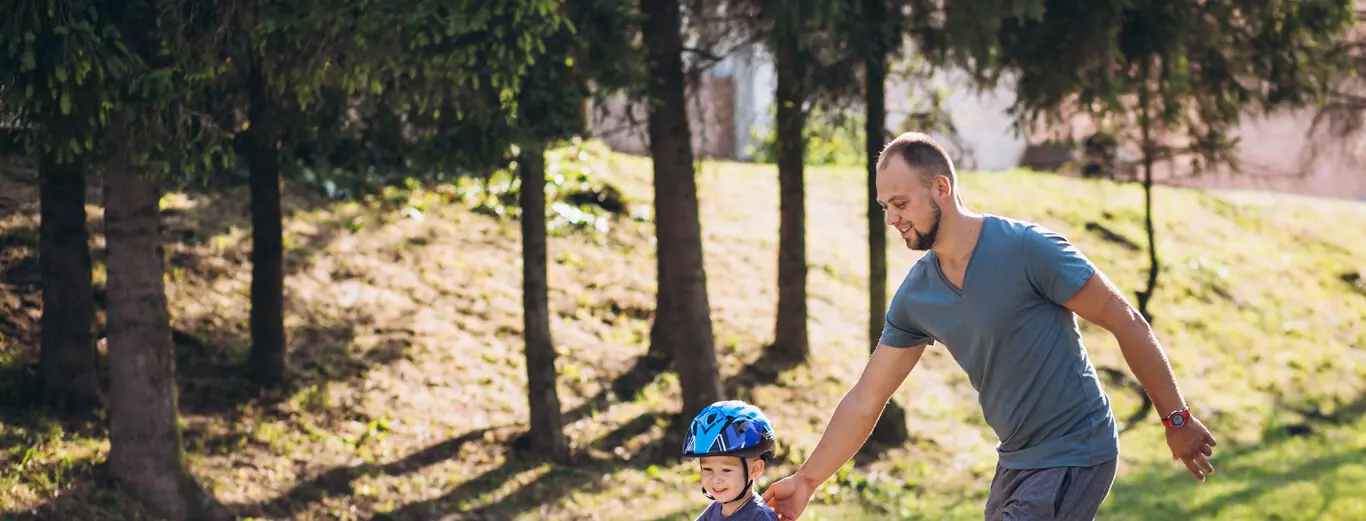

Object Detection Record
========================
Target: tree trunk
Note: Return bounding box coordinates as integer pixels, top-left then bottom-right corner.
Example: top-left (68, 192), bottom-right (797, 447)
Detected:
top-left (863, 23), bottom-right (910, 446)
top-left (772, 24), bottom-right (810, 363)
top-left (38, 150), bottom-right (99, 412)
top-left (1130, 65), bottom-right (1157, 424)
top-left (646, 302), bottom-right (674, 369)
top-left (864, 18), bottom-right (888, 356)
top-left (244, 62), bottom-right (287, 386)
top-left (640, 0), bottom-right (723, 421)
top-left (1135, 66), bottom-right (1159, 326)
top-left (519, 140), bottom-right (569, 462)
top-left (102, 115), bottom-right (224, 520)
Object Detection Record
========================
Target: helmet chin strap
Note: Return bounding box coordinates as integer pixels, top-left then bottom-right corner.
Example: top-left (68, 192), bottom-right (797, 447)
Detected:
top-left (700, 457), bottom-right (755, 505)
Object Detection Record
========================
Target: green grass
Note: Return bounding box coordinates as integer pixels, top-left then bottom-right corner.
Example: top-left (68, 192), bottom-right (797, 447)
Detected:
top-left (2, 140), bottom-right (1365, 520)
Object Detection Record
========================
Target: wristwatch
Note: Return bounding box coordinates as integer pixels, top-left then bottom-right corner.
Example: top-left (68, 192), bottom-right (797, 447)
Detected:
top-left (1162, 407), bottom-right (1191, 428)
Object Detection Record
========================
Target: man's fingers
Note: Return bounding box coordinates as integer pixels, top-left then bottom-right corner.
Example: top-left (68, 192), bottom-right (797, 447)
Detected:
top-left (1183, 457), bottom-right (1205, 482)
top-left (1195, 453), bottom-right (1215, 475)
top-left (1199, 443), bottom-right (1213, 457)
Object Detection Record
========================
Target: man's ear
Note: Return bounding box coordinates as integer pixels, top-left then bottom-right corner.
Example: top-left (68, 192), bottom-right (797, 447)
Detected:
top-left (934, 175), bottom-right (952, 199)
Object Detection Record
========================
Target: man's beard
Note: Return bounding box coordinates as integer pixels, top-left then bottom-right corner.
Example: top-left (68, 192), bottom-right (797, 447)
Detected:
top-left (906, 199), bottom-right (942, 251)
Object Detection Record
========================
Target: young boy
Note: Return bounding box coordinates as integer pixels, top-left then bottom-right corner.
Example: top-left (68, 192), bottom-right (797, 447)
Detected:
top-left (682, 400), bottom-right (782, 520)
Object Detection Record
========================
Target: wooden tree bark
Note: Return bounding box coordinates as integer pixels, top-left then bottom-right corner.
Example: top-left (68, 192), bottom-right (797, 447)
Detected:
top-left (772, 25), bottom-right (811, 363)
top-left (243, 60), bottom-right (287, 386)
top-left (102, 115), bottom-right (224, 520)
top-left (1129, 64), bottom-right (1157, 424)
top-left (519, 140), bottom-right (569, 462)
top-left (640, 0), bottom-right (723, 420)
top-left (863, 11), bottom-right (910, 444)
top-left (38, 150), bottom-right (99, 412)
top-left (864, 20), bottom-right (888, 359)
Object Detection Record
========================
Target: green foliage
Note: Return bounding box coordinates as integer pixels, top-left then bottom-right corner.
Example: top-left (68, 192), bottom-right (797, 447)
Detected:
top-left (210, 0), bottom-right (568, 188)
top-left (929, 0), bottom-right (1356, 170)
top-left (278, 0), bottom-right (644, 207)
top-left (749, 107), bottom-right (866, 166)
top-left (294, 140), bottom-right (639, 234)
top-left (515, 0), bottom-right (643, 143)
top-left (454, 140), bottom-right (640, 235)
top-left (0, 0), bottom-right (232, 172)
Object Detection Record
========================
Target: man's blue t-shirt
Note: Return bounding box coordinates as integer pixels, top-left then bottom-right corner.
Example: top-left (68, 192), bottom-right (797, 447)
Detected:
top-left (880, 214), bottom-right (1119, 470)
top-left (694, 492), bottom-right (779, 521)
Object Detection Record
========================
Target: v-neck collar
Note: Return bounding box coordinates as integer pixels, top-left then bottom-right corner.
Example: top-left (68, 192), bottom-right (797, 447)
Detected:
top-left (932, 215), bottom-right (991, 296)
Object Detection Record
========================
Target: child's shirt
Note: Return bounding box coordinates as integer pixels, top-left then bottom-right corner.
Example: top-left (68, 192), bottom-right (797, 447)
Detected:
top-left (694, 492), bottom-right (780, 521)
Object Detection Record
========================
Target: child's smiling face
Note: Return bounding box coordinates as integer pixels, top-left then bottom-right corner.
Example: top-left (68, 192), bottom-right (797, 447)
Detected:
top-left (699, 455), bottom-right (763, 503)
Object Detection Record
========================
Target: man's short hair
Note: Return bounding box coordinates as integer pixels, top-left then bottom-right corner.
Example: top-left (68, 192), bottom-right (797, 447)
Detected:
top-left (876, 132), bottom-right (956, 186)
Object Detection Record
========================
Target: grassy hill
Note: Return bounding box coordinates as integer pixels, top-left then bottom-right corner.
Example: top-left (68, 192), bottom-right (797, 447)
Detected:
top-left (2, 141), bottom-right (1365, 520)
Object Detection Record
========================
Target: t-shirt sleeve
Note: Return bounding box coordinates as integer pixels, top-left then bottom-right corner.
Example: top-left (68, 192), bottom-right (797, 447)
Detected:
top-left (879, 280), bottom-right (935, 348)
top-left (1021, 225), bottom-right (1096, 305)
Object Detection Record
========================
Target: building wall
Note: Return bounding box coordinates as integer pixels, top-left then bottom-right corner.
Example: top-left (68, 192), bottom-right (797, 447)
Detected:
top-left (587, 72), bottom-right (738, 160)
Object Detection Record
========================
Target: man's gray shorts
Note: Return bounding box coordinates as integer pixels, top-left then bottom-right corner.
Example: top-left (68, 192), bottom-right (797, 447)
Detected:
top-left (984, 458), bottom-right (1118, 520)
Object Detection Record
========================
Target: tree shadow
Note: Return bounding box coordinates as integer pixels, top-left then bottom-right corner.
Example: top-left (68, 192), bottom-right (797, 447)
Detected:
top-left (722, 345), bottom-right (804, 397)
top-left (1, 173), bottom-right (432, 519)
top-left (559, 348), bottom-right (672, 427)
top-left (223, 426), bottom-right (512, 519)
top-left (378, 411), bottom-right (682, 520)
top-left (1104, 435), bottom-right (1366, 520)
top-left (1096, 366), bottom-right (1154, 434)
top-left (0, 454), bottom-right (162, 521)
top-left (1100, 391), bottom-right (1366, 519)
top-left (221, 410), bottom-right (682, 521)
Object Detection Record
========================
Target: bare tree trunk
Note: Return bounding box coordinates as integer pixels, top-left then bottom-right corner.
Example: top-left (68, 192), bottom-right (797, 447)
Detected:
top-left (39, 150), bottom-right (99, 412)
top-left (640, 0), bottom-right (722, 421)
top-left (773, 23), bottom-right (810, 363)
top-left (1130, 64), bottom-right (1157, 424)
top-left (102, 115), bottom-right (225, 520)
top-left (863, 20), bottom-right (910, 445)
top-left (1134, 63), bottom-right (1159, 325)
top-left (243, 60), bottom-right (287, 386)
top-left (519, 140), bottom-right (569, 462)
top-left (864, 12), bottom-right (889, 357)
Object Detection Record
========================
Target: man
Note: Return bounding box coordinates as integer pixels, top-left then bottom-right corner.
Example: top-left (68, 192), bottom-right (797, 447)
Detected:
top-left (761, 133), bottom-right (1217, 520)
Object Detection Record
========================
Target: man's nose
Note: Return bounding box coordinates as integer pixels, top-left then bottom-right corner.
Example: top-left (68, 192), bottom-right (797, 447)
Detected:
top-left (885, 211), bottom-right (897, 227)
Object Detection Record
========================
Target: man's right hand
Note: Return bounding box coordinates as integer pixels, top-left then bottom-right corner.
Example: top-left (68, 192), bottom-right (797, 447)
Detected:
top-left (760, 343), bottom-right (926, 520)
top-left (762, 474), bottom-right (818, 521)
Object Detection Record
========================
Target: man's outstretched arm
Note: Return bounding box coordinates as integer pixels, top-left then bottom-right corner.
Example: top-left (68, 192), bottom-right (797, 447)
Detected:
top-left (763, 343), bottom-right (925, 520)
top-left (1063, 271), bottom-right (1218, 481)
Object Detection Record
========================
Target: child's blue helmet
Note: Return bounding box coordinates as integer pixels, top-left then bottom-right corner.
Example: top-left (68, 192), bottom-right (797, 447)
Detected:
top-left (682, 400), bottom-right (777, 461)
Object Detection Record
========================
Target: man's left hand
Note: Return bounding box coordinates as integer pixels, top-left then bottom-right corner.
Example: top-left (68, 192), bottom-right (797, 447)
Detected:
top-left (1167, 414), bottom-right (1217, 482)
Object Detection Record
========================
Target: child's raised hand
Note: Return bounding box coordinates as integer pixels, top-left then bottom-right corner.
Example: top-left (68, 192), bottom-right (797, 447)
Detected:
top-left (761, 474), bottom-right (816, 520)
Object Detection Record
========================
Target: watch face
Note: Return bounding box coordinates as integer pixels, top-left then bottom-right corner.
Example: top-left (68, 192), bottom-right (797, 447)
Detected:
top-left (1171, 414), bottom-right (1185, 427)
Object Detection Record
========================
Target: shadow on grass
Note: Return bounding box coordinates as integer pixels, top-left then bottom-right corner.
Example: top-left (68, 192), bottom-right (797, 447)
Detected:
top-left (213, 350), bottom-right (693, 520)
top-left (1101, 391), bottom-right (1366, 520)
top-left (220, 411), bottom-right (682, 520)
top-left (1102, 431), bottom-right (1366, 520)
top-left (223, 426), bottom-right (511, 519)
top-left (380, 411), bottom-right (681, 520)
top-left (723, 345), bottom-right (804, 398)
top-left (0, 454), bottom-right (162, 521)
top-left (1, 180), bottom-right (430, 519)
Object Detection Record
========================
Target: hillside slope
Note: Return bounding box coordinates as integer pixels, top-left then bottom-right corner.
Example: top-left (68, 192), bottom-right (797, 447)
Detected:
top-left (2, 142), bottom-right (1365, 520)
